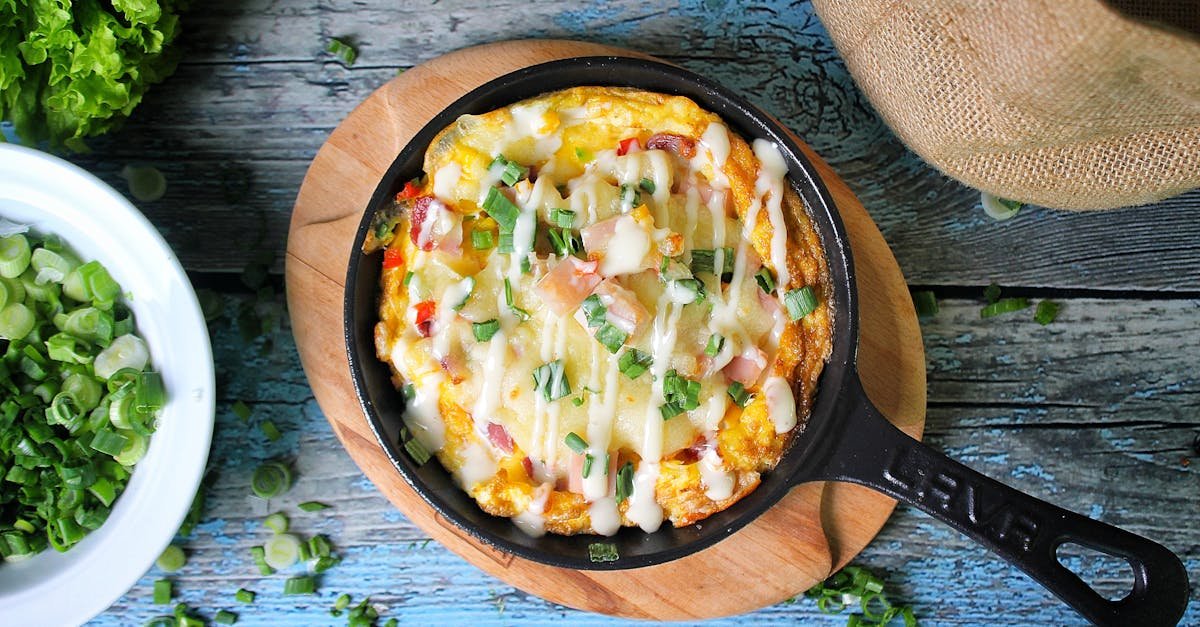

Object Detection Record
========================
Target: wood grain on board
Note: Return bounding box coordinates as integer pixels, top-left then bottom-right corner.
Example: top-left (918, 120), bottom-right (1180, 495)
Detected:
top-left (285, 40), bottom-right (925, 619)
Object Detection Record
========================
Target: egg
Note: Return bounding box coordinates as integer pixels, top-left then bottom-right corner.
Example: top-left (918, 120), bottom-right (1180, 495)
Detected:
top-left (370, 87), bottom-right (833, 536)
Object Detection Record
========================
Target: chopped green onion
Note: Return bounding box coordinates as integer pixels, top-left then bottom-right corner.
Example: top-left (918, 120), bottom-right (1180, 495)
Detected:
top-left (618, 348), bottom-right (652, 380)
top-left (90, 428), bottom-right (129, 457)
top-left (260, 420), bottom-right (282, 441)
top-left (250, 461), bottom-right (293, 499)
top-left (481, 187), bottom-right (520, 232)
top-left (402, 431), bottom-right (432, 466)
top-left (451, 276), bottom-right (475, 311)
top-left (532, 360), bottom-right (571, 401)
top-left (638, 177), bottom-right (656, 194)
top-left (981, 297), bottom-right (1030, 319)
top-left (0, 234), bottom-right (32, 278)
top-left (669, 278), bottom-right (706, 305)
top-left (564, 432), bottom-right (587, 455)
top-left (727, 381), bottom-right (752, 408)
top-left (326, 37), bottom-right (357, 66)
top-left (312, 555), bottom-right (340, 573)
top-left (263, 533), bottom-right (302, 570)
top-left (235, 588), bottom-right (255, 604)
top-left (250, 546), bottom-right (274, 575)
top-left (571, 396), bottom-right (585, 407)
top-left (659, 401), bottom-right (683, 420)
top-left (984, 282), bottom-right (1001, 304)
top-left (580, 294), bottom-right (606, 328)
top-left (704, 334), bottom-right (725, 357)
top-left (472, 319), bottom-right (501, 342)
top-left (232, 400), bottom-right (252, 421)
top-left (334, 594), bottom-right (352, 611)
top-left (403, 271), bottom-right (414, 286)
top-left (575, 147), bottom-right (593, 162)
top-left (214, 610), bottom-right (238, 625)
top-left (299, 501), bottom-right (331, 512)
top-left (31, 247), bottom-right (75, 285)
top-left (551, 208), bottom-right (576, 228)
top-left (594, 322), bottom-right (628, 353)
top-left (981, 192), bottom-right (1023, 221)
top-left (120, 165), bottom-right (167, 202)
top-left (582, 454), bottom-right (595, 478)
top-left (263, 512), bottom-right (289, 534)
top-left (497, 232), bottom-right (515, 254)
top-left (153, 579), bottom-right (172, 605)
top-left (0, 302), bottom-right (34, 339)
top-left (615, 462), bottom-right (634, 504)
top-left (690, 248), bottom-right (734, 277)
top-left (784, 286), bottom-right (818, 320)
top-left (308, 534), bottom-right (332, 559)
top-left (283, 575), bottom-right (316, 595)
top-left (661, 369), bottom-right (700, 412)
top-left (1035, 300), bottom-right (1060, 325)
top-left (471, 229), bottom-right (494, 251)
top-left (755, 267), bottom-right (776, 293)
top-left (156, 544), bottom-right (186, 572)
top-left (619, 183), bottom-right (641, 208)
top-left (588, 542), bottom-right (619, 563)
top-left (913, 291), bottom-right (938, 318)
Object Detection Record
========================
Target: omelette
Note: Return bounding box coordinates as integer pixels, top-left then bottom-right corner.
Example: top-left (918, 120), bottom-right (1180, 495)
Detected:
top-left (366, 87), bottom-right (832, 536)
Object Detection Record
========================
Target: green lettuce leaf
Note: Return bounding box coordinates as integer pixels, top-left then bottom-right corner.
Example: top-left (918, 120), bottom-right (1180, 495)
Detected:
top-left (0, 0), bottom-right (183, 150)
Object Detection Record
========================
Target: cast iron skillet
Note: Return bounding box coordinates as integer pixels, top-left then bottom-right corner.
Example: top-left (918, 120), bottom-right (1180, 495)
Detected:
top-left (345, 57), bottom-right (1188, 626)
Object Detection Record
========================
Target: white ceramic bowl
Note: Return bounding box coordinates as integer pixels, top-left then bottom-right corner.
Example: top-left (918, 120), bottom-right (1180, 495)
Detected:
top-left (0, 145), bottom-right (215, 626)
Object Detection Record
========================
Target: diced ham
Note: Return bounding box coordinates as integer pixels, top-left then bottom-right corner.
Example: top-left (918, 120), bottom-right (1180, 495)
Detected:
top-left (646, 133), bottom-right (697, 159)
top-left (580, 214), bottom-right (656, 277)
top-left (574, 279), bottom-right (648, 336)
top-left (486, 422), bottom-right (515, 454)
top-left (723, 347), bottom-right (768, 387)
top-left (409, 196), bottom-right (463, 252)
top-left (521, 456), bottom-right (534, 478)
top-left (758, 286), bottom-right (783, 319)
top-left (566, 451), bottom-right (619, 495)
top-left (534, 257), bottom-right (603, 317)
top-left (439, 352), bottom-right (468, 384)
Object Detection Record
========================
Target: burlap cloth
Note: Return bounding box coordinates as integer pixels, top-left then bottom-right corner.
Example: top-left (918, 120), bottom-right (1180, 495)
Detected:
top-left (812, 0), bottom-right (1200, 210)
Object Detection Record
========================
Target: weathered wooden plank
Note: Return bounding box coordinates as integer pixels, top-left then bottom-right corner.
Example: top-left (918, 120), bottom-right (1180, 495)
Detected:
top-left (85, 294), bottom-right (1198, 625)
top-left (61, 1), bottom-right (1200, 290)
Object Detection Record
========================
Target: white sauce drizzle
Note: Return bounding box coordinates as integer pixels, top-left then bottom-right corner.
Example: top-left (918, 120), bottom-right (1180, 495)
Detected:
top-left (432, 162), bottom-right (461, 202)
top-left (543, 309), bottom-right (569, 472)
top-left (588, 496), bottom-right (621, 536)
top-left (626, 461), bottom-right (663, 533)
top-left (583, 344), bottom-right (622, 500)
top-left (599, 216), bottom-right (650, 276)
top-left (472, 256), bottom-right (512, 425)
top-left (763, 376), bottom-right (798, 433)
top-left (700, 123), bottom-right (732, 188)
top-left (403, 373), bottom-right (446, 452)
top-left (456, 441), bottom-right (498, 491)
top-left (513, 484), bottom-right (551, 538)
top-left (699, 448), bottom-right (735, 501)
top-left (432, 276), bottom-right (471, 359)
top-left (753, 139), bottom-right (791, 293)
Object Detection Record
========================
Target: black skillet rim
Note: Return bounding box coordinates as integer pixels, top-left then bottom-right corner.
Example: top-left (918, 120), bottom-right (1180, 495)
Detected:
top-left (344, 55), bottom-right (859, 571)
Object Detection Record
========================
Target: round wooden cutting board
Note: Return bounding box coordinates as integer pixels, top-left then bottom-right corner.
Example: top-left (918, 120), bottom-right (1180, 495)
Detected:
top-left (285, 40), bottom-right (926, 620)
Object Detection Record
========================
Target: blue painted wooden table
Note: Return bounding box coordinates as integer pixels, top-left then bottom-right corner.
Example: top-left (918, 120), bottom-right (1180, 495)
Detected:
top-left (69, 1), bottom-right (1197, 625)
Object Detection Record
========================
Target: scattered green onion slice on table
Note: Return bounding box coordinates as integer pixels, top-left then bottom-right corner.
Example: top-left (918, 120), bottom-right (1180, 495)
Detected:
top-left (299, 501), bottom-right (331, 512)
top-left (263, 533), bottom-right (302, 570)
top-left (156, 544), bottom-right (186, 572)
top-left (263, 512), bottom-right (289, 534)
top-left (235, 588), bottom-right (256, 604)
top-left (913, 290), bottom-right (938, 318)
top-left (214, 610), bottom-right (238, 625)
top-left (283, 575), bottom-right (316, 595)
top-left (250, 461), bottom-right (293, 498)
top-left (326, 38), bottom-right (358, 66)
top-left (588, 542), bottom-right (619, 563)
top-left (260, 419), bottom-right (282, 441)
top-left (980, 297), bottom-right (1030, 319)
top-left (249, 545), bottom-right (274, 575)
top-left (1035, 300), bottom-right (1060, 325)
top-left (120, 165), bottom-right (167, 202)
top-left (153, 579), bottom-right (172, 605)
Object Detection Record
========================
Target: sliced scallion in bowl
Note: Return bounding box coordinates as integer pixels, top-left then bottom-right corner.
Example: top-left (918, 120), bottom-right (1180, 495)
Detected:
top-left (0, 231), bottom-right (166, 562)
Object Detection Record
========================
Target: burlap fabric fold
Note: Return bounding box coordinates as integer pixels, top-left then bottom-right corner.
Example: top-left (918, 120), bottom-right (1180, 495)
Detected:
top-left (813, 0), bottom-right (1200, 210)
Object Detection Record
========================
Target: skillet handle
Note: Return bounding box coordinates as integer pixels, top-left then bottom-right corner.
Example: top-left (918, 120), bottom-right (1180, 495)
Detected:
top-left (814, 377), bottom-right (1189, 626)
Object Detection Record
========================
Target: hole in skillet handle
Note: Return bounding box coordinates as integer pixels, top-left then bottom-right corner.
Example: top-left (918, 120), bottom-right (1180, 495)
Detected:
top-left (344, 56), bottom-right (858, 572)
top-left (804, 374), bottom-right (1189, 626)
